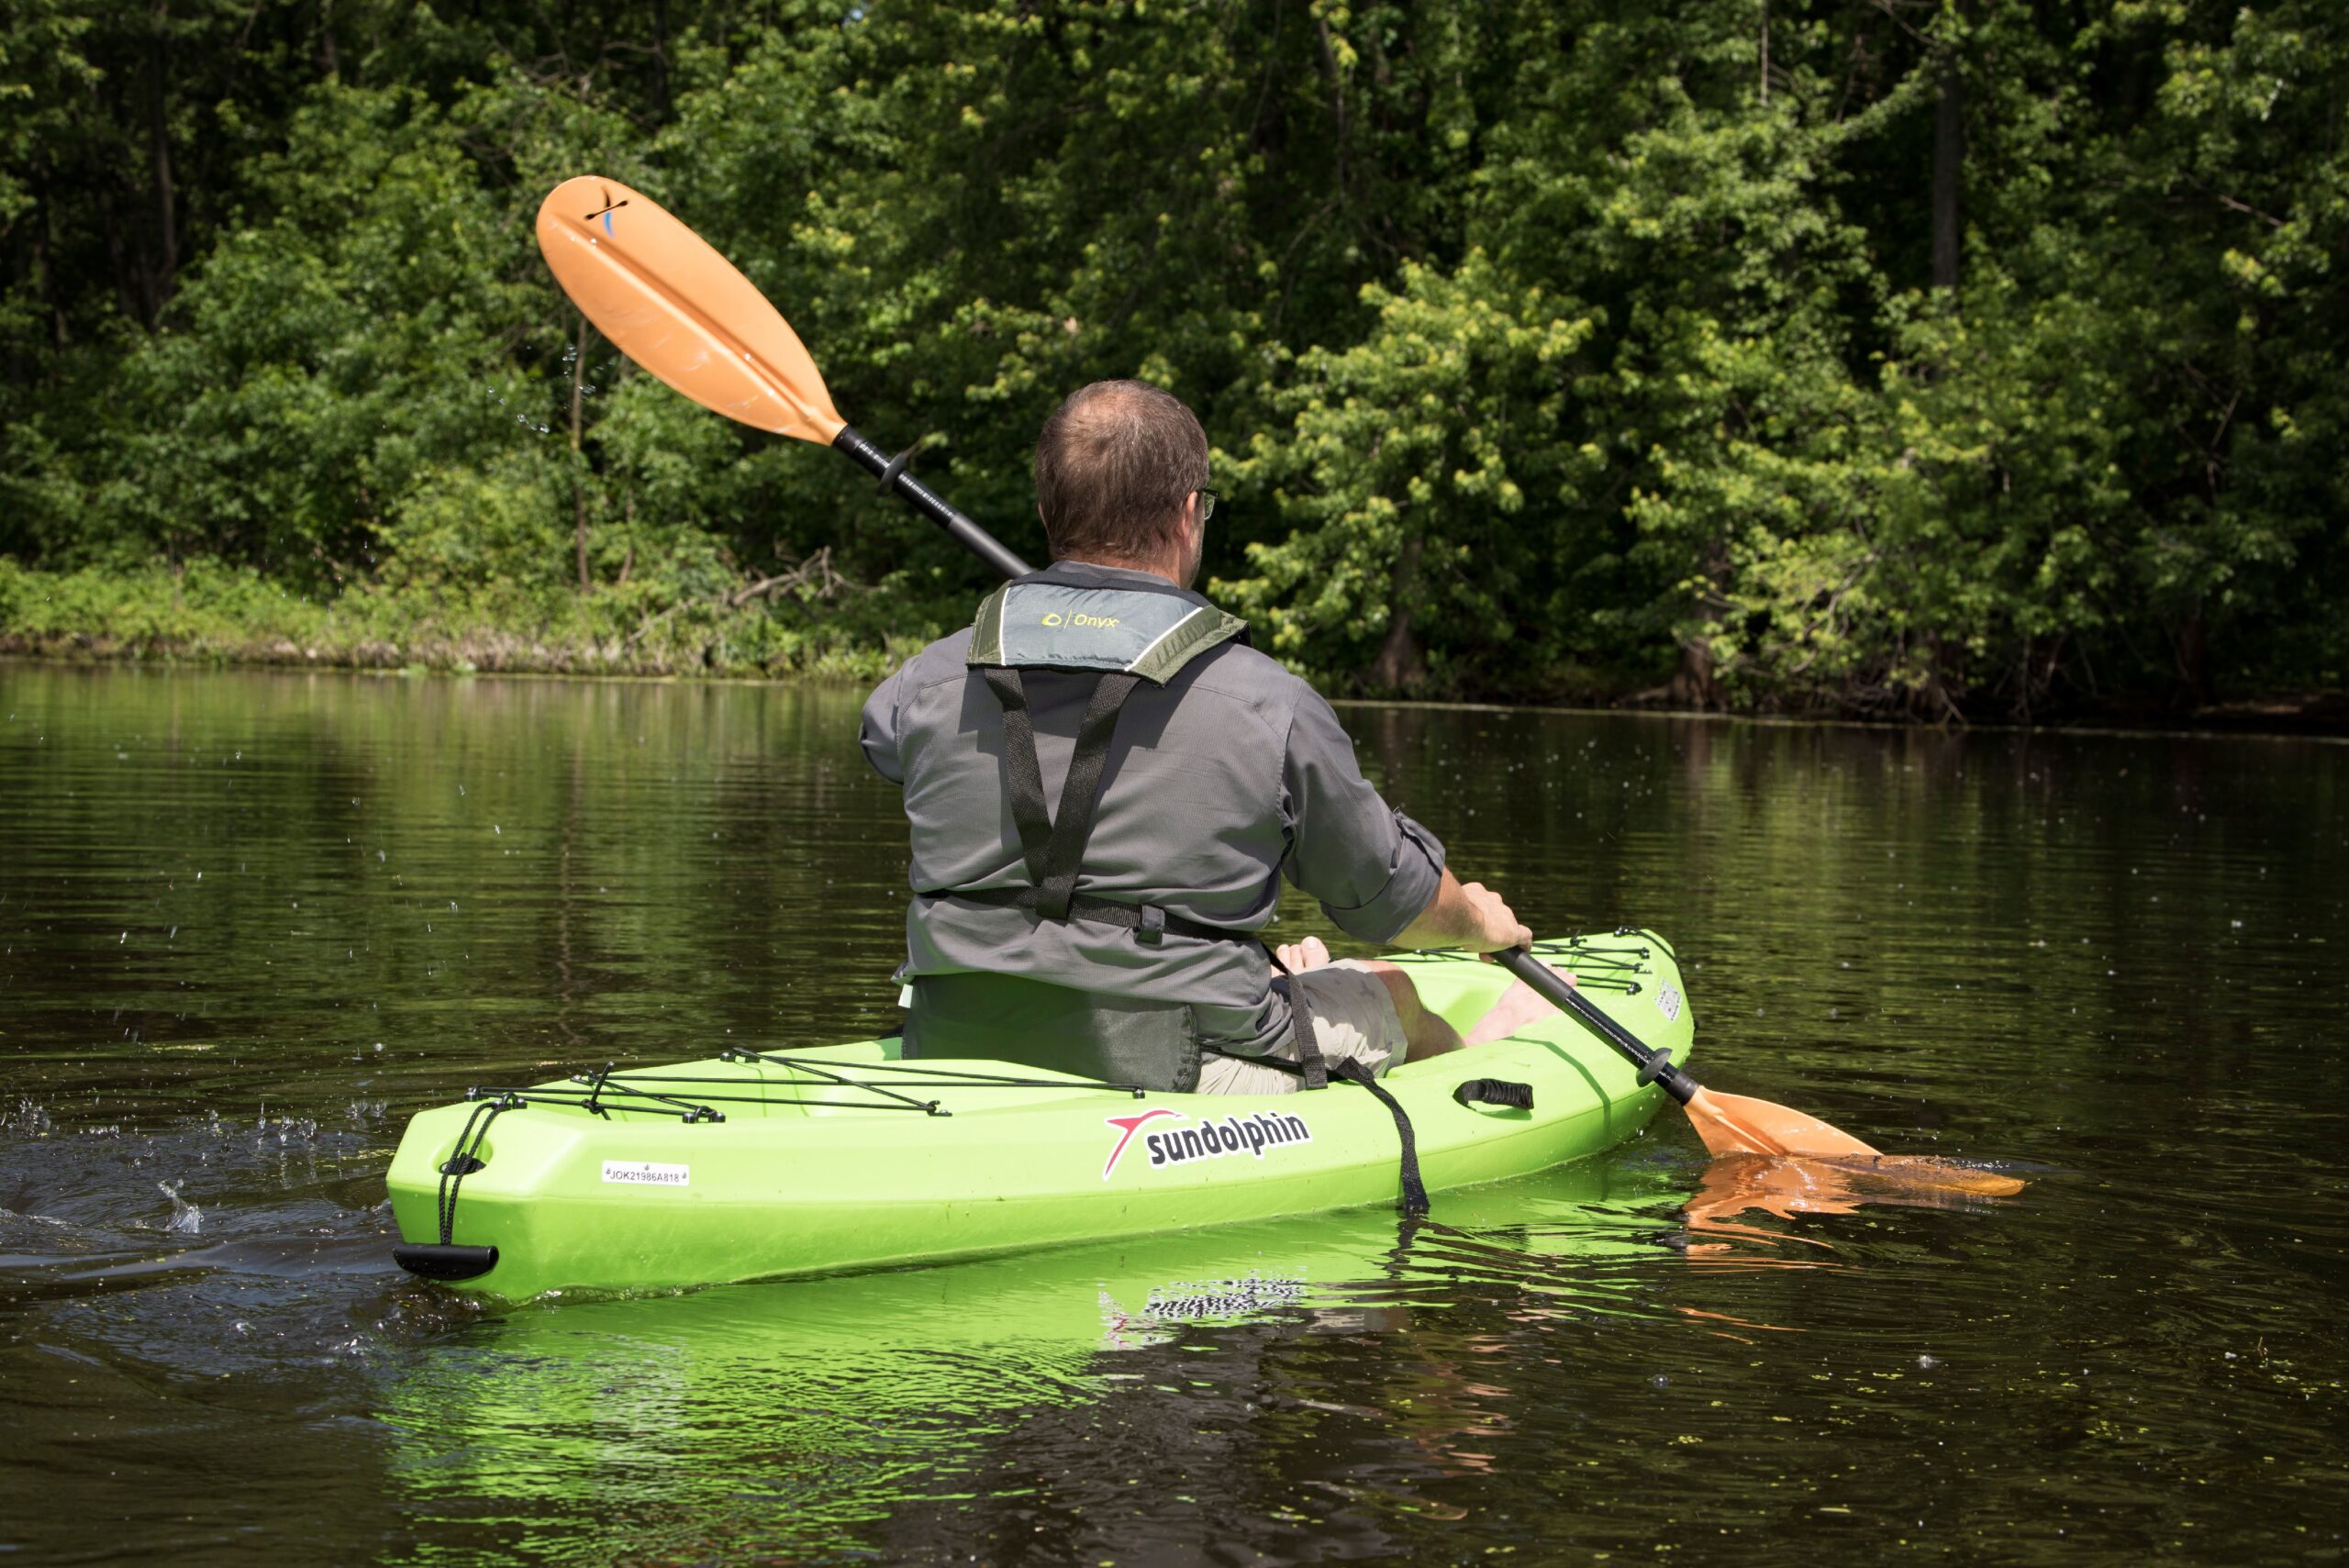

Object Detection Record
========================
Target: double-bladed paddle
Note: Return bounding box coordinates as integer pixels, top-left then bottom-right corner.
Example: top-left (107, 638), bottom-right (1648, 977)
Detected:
top-left (532, 173), bottom-right (1884, 1162)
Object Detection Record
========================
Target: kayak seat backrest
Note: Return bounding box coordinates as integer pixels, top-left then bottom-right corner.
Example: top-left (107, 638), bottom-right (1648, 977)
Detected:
top-left (905, 973), bottom-right (1200, 1094)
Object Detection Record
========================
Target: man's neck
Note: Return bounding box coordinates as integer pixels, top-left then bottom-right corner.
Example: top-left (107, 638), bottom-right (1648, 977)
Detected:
top-left (1054, 553), bottom-right (1186, 587)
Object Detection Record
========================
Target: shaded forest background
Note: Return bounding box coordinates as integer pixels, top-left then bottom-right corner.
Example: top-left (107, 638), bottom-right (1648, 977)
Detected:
top-left (0, 0), bottom-right (2343, 718)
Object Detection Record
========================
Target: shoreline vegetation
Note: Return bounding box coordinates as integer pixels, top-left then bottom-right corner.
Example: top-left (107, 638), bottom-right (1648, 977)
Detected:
top-left (0, 555), bottom-right (920, 684)
top-left (4, 4), bottom-right (2344, 726)
top-left (9, 556), bottom-right (2345, 739)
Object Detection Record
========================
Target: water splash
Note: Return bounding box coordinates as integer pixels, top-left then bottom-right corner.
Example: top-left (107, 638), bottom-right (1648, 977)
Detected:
top-left (158, 1179), bottom-right (202, 1235)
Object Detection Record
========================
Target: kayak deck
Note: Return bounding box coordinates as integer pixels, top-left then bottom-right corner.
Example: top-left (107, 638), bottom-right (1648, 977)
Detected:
top-left (386, 932), bottom-right (1694, 1305)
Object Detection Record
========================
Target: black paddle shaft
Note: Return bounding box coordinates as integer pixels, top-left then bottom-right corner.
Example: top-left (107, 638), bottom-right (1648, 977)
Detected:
top-left (1494, 946), bottom-right (1700, 1104)
top-left (834, 442), bottom-right (1692, 1109)
top-left (834, 427), bottom-right (1034, 581)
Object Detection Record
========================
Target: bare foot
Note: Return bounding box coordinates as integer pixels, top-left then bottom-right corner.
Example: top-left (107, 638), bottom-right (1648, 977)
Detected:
top-left (1275, 936), bottom-right (1334, 973)
top-left (1462, 966), bottom-right (1576, 1047)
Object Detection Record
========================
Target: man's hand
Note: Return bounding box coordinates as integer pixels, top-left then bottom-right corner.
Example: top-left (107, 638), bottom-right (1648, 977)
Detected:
top-left (1453, 880), bottom-right (1533, 951)
top-left (1390, 870), bottom-right (1533, 954)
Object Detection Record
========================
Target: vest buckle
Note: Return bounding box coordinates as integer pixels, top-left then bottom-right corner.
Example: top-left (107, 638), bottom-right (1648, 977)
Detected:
top-left (1136, 905), bottom-right (1168, 945)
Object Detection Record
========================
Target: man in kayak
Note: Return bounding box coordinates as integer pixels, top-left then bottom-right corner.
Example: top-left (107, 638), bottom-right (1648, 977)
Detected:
top-left (860, 379), bottom-right (1561, 1093)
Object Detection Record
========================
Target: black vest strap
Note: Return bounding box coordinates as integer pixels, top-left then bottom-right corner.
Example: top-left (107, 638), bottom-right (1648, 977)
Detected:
top-left (1263, 944), bottom-right (1330, 1091)
top-left (933, 885), bottom-right (1240, 946)
top-left (981, 665), bottom-right (1140, 924)
top-left (980, 664), bottom-right (1053, 876)
top-left (972, 662), bottom-right (1331, 1093)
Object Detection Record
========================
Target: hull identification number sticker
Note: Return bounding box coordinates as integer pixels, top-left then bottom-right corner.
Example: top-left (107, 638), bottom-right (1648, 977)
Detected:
top-left (1654, 983), bottom-right (1684, 1023)
top-left (602, 1161), bottom-right (690, 1187)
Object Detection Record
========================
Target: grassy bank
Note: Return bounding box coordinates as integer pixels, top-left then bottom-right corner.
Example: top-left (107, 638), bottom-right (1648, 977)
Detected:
top-left (11, 556), bottom-right (2349, 739)
top-left (0, 558), bottom-right (937, 682)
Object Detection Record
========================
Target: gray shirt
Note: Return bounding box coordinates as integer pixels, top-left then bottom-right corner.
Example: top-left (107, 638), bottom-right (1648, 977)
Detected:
top-left (859, 561), bottom-right (1446, 1055)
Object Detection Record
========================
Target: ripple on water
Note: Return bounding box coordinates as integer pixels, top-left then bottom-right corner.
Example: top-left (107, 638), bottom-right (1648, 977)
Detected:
top-left (5, 669), bottom-right (2347, 1562)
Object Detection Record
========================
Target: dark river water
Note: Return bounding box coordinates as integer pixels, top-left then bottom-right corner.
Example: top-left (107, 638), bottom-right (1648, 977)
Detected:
top-left (2, 663), bottom-right (2343, 1564)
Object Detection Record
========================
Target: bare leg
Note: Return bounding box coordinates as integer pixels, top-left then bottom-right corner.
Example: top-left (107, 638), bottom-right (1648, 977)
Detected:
top-left (1275, 939), bottom-right (1464, 1063)
top-left (1274, 939), bottom-right (1572, 1061)
top-left (1367, 964), bottom-right (1466, 1063)
top-left (1460, 966), bottom-right (1577, 1047)
top-left (1374, 964), bottom-right (1577, 1058)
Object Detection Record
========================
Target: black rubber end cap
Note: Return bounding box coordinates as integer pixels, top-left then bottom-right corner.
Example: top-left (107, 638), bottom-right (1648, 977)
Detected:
top-left (393, 1243), bottom-right (499, 1282)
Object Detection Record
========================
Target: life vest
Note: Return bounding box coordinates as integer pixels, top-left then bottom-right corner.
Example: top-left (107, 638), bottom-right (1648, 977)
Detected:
top-left (902, 577), bottom-right (1328, 1093)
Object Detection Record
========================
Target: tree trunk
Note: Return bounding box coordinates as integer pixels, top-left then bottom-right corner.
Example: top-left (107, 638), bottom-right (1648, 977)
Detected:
top-left (1666, 636), bottom-right (1720, 710)
top-left (1368, 535), bottom-right (1427, 691)
top-left (32, 169), bottom-right (67, 348)
top-left (316, 0), bottom-right (339, 79)
top-left (651, 0), bottom-right (671, 123)
top-left (95, 179), bottom-right (143, 327)
top-left (146, 25), bottom-right (178, 320)
top-left (2176, 612), bottom-right (2213, 708)
top-left (1667, 539), bottom-right (1730, 709)
top-left (1931, 42), bottom-right (1963, 293)
top-left (571, 315), bottom-right (591, 592)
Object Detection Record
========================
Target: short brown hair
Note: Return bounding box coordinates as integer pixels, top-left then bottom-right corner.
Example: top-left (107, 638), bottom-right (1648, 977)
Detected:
top-left (1033, 381), bottom-right (1209, 562)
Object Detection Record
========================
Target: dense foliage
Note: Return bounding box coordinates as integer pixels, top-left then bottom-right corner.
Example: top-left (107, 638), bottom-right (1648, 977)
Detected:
top-left (1, 0), bottom-right (2343, 715)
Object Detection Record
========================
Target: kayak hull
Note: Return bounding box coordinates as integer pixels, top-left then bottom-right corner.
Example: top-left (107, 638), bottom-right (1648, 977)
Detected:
top-left (385, 933), bottom-right (1693, 1305)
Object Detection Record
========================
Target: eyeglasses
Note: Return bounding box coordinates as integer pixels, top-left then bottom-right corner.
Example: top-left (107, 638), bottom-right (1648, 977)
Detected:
top-left (1196, 487), bottom-right (1219, 523)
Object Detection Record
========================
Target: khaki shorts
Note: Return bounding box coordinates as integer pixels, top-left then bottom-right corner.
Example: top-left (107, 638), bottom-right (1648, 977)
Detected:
top-left (1197, 961), bottom-right (1407, 1095)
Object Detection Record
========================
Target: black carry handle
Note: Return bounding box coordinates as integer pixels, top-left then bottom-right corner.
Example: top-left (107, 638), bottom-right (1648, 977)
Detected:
top-left (393, 1243), bottom-right (499, 1281)
top-left (834, 427), bottom-right (1034, 580)
top-left (1492, 946), bottom-right (1700, 1105)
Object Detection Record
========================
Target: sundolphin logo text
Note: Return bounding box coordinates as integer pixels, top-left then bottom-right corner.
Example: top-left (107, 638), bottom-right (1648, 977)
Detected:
top-left (1100, 1109), bottom-right (1314, 1180)
top-left (1145, 1111), bottom-right (1311, 1169)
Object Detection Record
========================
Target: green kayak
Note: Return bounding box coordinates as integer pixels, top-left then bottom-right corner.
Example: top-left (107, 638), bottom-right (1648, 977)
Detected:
top-left (386, 932), bottom-right (1694, 1306)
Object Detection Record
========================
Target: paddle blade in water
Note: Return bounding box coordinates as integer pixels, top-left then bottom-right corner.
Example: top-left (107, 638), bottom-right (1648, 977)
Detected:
top-left (1680, 1152), bottom-right (2027, 1254)
top-left (534, 175), bottom-right (845, 444)
top-left (1683, 1086), bottom-right (1882, 1158)
top-left (1689, 1151), bottom-right (2025, 1224)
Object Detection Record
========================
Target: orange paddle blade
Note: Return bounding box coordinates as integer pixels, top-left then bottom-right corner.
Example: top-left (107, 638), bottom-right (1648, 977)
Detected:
top-left (1683, 1086), bottom-right (1882, 1159)
top-left (534, 175), bottom-right (845, 445)
top-left (1687, 1151), bottom-right (2025, 1226)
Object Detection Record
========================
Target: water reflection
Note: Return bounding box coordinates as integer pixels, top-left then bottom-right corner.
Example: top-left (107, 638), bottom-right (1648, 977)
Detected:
top-left (374, 1163), bottom-right (1694, 1559)
top-left (6, 665), bottom-right (2345, 1562)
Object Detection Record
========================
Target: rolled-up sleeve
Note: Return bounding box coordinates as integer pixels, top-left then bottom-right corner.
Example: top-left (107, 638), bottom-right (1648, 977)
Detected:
top-left (1281, 690), bottom-right (1446, 943)
top-left (858, 669), bottom-right (907, 785)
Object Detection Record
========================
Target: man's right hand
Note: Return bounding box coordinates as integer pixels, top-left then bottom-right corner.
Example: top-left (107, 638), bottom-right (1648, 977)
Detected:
top-left (1391, 869), bottom-right (1533, 953)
